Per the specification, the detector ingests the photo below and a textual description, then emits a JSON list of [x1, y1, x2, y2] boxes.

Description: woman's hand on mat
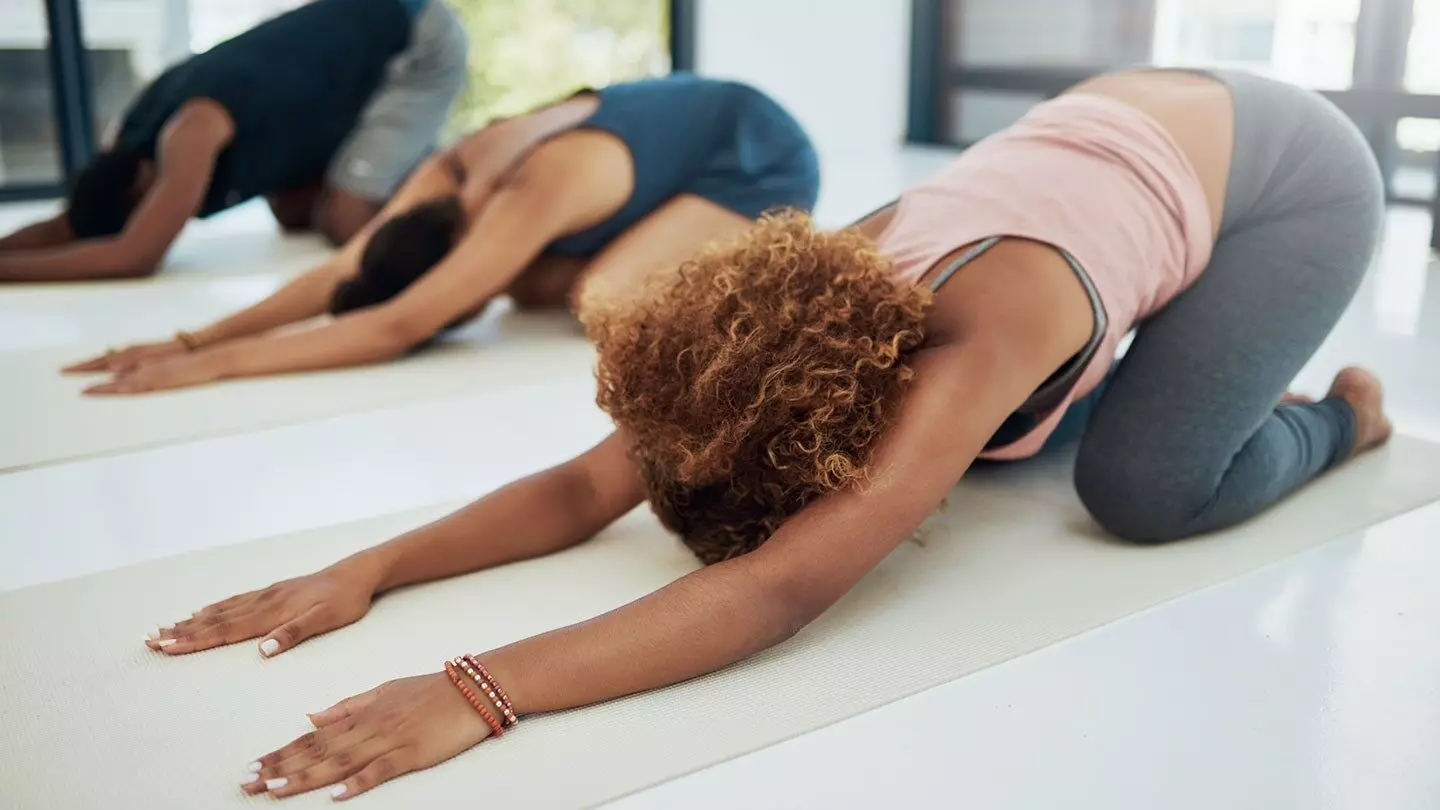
[[146, 557, 385, 656], [63, 338, 187, 374], [243, 672, 493, 800], [82, 352, 223, 395]]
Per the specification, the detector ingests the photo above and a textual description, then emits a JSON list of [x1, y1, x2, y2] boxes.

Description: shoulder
[[926, 238, 1095, 371], [159, 99, 235, 153]]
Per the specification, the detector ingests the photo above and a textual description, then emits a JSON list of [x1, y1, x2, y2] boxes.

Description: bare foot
[[1327, 366, 1393, 458]]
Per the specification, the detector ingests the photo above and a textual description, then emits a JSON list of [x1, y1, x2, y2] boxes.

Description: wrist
[[336, 548, 395, 596], [192, 324, 229, 347], [199, 342, 240, 380]]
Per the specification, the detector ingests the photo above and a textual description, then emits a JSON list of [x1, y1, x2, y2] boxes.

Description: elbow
[[750, 593, 811, 652], [734, 562, 825, 649], [103, 256, 160, 280], [373, 315, 434, 357], [103, 238, 165, 279]]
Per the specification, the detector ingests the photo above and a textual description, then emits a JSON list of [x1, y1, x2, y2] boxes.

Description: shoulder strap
[[928, 236, 1004, 291]]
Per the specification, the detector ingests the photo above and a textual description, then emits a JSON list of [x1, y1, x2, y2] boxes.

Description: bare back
[[1066, 70, 1234, 240]]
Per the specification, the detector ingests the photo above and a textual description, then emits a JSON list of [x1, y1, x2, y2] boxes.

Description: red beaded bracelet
[[453, 657, 506, 727], [466, 657, 512, 717], [443, 660, 504, 738], [457, 648, 515, 726]]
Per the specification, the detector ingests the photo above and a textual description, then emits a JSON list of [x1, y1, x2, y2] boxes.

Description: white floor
[[2, 149, 1439, 808]]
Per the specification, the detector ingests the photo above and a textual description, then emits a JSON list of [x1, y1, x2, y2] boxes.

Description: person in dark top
[[0, 0, 467, 282], [65, 74, 821, 395]]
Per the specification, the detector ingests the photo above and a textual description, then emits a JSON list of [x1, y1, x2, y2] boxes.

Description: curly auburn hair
[[585, 210, 932, 565]]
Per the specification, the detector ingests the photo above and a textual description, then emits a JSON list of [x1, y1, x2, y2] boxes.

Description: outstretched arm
[[151, 431, 644, 656], [0, 100, 230, 282], [0, 212, 73, 252], [65, 149, 468, 375], [243, 339, 1065, 801], [478, 342, 1024, 711], [85, 137, 626, 394]]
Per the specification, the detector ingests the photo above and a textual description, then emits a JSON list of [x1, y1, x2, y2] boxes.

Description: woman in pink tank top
[[148, 71, 1393, 795], [582, 68, 1389, 560]]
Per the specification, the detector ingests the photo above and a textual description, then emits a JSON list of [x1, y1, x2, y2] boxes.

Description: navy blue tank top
[[115, 0, 410, 217], [545, 74, 818, 255]]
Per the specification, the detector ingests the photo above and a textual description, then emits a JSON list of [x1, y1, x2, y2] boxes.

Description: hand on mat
[[146, 560, 381, 656], [243, 672, 493, 800], [83, 353, 222, 395], [63, 339, 187, 375]]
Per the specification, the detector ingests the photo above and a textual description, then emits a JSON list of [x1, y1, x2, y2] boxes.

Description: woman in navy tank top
[[67, 74, 819, 395]]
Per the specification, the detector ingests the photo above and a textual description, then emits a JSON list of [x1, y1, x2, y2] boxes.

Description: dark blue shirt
[[115, 0, 411, 216], [546, 74, 819, 256]]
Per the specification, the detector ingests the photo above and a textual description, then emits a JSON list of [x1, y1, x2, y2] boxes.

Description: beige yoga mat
[[0, 308, 595, 471], [1, 436, 1437, 809]]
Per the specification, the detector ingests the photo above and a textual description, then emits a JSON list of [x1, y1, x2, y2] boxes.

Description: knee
[[505, 274, 551, 310], [267, 191, 318, 232], [1073, 449, 1208, 544], [313, 192, 381, 246]]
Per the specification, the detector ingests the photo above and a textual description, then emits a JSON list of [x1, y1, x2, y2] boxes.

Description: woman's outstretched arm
[[0, 101, 230, 282], [243, 337, 1061, 802], [64, 150, 467, 375], [149, 432, 644, 657], [83, 135, 628, 395], [477, 238, 1102, 713], [0, 212, 73, 252], [477, 342, 1023, 711]]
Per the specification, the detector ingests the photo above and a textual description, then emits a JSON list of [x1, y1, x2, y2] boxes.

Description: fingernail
[[265, 777, 288, 791], [147, 630, 161, 641], [330, 784, 348, 798], [242, 772, 259, 784], [157, 639, 177, 647], [260, 638, 280, 656], [246, 761, 262, 773]]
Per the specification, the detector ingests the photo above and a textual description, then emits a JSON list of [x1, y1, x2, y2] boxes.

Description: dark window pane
[[0, 2, 63, 186]]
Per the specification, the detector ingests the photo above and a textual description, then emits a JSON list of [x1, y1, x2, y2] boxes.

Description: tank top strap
[[927, 236, 1004, 291]]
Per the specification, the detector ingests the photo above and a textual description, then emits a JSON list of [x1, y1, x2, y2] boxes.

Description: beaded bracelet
[[174, 330, 202, 351], [458, 655, 517, 728], [443, 660, 504, 737]]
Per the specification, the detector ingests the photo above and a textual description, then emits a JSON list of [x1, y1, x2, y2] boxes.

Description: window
[[445, 0, 671, 135], [1151, 0, 1359, 90], [76, 0, 671, 144], [0, 2, 65, 188]]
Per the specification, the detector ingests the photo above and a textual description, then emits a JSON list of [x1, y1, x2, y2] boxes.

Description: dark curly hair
[[330, 196, 463, 316], [586, 210, 932, 564]]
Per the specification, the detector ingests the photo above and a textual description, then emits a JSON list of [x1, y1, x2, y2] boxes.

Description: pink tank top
[[875, 93, 1214, 460]]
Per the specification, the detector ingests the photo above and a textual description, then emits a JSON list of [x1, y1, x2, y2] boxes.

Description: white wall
[[695, 0, 926, 223]]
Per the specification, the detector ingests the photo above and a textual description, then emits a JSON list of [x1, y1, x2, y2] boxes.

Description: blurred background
[[3, 0, 1440, 219]]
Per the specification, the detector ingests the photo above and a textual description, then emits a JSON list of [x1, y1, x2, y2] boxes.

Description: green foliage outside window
[[443, 0, 671, 138]]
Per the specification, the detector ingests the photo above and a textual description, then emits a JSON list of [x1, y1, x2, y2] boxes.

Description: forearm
[[351, 459, 634, 593], [0, 241, 155, 281], [191, 266, 342, 345], [478, 559, 797, 714], [0, 216, 69, 251], [205, 310, 411, 379]]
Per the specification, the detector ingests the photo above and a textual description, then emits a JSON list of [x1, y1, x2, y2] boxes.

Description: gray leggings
[[1066, 70, 1386, 542]]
